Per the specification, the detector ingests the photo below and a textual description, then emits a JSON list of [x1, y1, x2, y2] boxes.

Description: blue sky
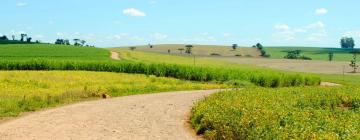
[[0, 0, 359, 47]]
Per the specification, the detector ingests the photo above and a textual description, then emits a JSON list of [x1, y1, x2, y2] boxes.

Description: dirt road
[[110, 51, 120, 60], [0, 90, 223, 140]]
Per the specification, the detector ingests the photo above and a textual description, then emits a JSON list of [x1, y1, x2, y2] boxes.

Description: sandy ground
[[110, 51, 120, 60], [0, 89, 224, 140], [210, 57, 359, 75]]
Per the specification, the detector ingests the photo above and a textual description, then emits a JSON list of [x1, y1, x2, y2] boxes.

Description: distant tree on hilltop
[[341, 37, 355, 49], [20, 34, 27, 42], [0, 35, 8, 41], [232, 44, 238, 50], [178, 48, 185, 54], [185, 45, 193, 54]]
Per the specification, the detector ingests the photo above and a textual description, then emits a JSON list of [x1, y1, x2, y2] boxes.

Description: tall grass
[[0, 59, 320, 87], [191, 87, 360, 140], [0, 71, 225, 117]]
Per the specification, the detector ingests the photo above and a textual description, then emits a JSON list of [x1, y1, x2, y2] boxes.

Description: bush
[[210, 53, 221, 56]]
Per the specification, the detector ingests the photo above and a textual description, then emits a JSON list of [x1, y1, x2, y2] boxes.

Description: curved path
[[0, 89, 224, 140]]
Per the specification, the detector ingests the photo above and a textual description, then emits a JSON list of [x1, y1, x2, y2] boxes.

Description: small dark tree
[[185, 45, 193, 54], [73, 39, 81, 46], [148, 44, 153, 48], [178, 48, 185, 54], [80, 40, 86, 46], [129, 47, 136, 51], [232, 44, 238, 50], [350, 51, 359, 73], [55, 39, 64, 44], [168, 49, 171, 53], [256, 43, 263, 50], [64, 39, 70, 45], [20, 34, 27, 42], [328, 52, 334, 61], [341, 37, 355, 49], [26, 37, 32, 43]]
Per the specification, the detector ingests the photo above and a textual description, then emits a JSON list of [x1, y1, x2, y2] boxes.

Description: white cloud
[[123, 8, 146, 17], [223, 33, 231, 37], [307, 31, 327, 42], [16, 2, 28, 7], [306, 21, 325, 29], [315, 8, 328, 15], [274, 24, 290, 30], [151, 33, 168, 40], [273, 24, 306, 41]]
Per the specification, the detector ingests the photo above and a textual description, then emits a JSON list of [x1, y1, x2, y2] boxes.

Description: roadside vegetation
[[0, 71, 226, 118], [191, 87, 360, 140]]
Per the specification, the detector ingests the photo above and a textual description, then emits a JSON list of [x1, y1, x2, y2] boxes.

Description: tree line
[[0, 34, 40, 44]]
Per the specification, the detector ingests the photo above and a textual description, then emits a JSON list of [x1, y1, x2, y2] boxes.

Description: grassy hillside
[[0, 44, 110, 61], [0, 71, 225, 118], [124, 44, 261, 57], [265, 47, 356, 61]]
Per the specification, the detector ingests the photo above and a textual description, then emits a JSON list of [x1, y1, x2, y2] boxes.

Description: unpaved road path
[[110, 51, 120, 60], [0, 89, 224, 140]]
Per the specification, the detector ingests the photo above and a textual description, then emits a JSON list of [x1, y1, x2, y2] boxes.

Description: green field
[[0, 44, 110, 61], [265, 47, 356, 61]]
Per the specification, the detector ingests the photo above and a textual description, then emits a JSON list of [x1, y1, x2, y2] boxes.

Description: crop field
[[123, 44, 261, 57], [0, 71, 226, 118], [211, 57, 357, 75], [191, 87, 360, 140], [0, 44, 110, 61], [265, 47, 357, 62]]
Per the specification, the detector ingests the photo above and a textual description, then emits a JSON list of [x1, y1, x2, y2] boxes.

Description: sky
[[0, 0, 360, 48]]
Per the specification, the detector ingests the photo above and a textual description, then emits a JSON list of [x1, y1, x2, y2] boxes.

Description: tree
[[148, 44, 153, 48], [232, 44, 238, 50], [20, 34, 27, 42], [12, 35, 15, 40], [26, 37, 32, 43], [185, 45, 193, 54], [178, 48, 185, 54], [73, 39, 81, 46], [168, 49, 171, 53], [328, 52, 334, 61], [0, 35, 8, 41], [350, 50, 359, 73], [256, 43, 263, 50], [55, 39, 64, 44], [129, 47, 136, 51], [341, 37, 355, 49], [80, 40, 86, 46], [64, 39, 70, 45]]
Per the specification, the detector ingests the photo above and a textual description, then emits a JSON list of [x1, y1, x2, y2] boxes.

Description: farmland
[[125, 44, 261, 57], [0, 71, 225, 118], [264, 47, 357, 62], [1, 44, 359, 139], [0, 44, 110, 61], [113, 47, 360, 139], [191, 87, 360, 139]]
